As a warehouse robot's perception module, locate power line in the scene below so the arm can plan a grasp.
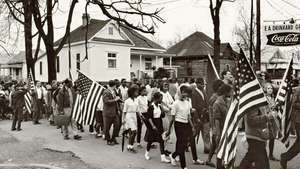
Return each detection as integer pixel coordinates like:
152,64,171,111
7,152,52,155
265,0,289,18
279,0,300,12
269,0,296,18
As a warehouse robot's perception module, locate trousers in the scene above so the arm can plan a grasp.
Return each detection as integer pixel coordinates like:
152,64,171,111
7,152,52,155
238,138,270,169
282,122,300,161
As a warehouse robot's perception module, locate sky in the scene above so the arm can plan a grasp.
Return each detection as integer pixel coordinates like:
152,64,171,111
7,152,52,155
3,0,300,53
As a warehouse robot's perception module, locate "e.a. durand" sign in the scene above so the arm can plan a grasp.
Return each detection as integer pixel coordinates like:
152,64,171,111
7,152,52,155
264,24,300,46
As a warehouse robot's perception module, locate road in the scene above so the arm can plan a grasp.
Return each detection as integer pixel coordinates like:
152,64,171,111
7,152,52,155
0,119,299,169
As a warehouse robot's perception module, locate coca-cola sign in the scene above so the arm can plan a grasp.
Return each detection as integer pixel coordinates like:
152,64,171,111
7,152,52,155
266,32,300,46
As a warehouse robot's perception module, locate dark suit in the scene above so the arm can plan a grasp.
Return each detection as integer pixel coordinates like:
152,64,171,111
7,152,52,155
102,88,120,142
11,89,27,130
190,87,210,153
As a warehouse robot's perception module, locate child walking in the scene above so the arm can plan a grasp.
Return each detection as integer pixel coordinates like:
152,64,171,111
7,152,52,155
144,92,170,163
123,85,139,153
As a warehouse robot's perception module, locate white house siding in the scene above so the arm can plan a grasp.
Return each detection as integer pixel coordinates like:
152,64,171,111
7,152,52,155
34,55,48,82
89,42,131,82
94,22,128,41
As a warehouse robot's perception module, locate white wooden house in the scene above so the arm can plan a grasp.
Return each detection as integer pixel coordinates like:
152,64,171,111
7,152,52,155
35,14,172,82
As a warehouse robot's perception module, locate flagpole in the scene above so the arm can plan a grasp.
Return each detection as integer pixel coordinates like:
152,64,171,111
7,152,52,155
275,58,293,102
208,53,220,79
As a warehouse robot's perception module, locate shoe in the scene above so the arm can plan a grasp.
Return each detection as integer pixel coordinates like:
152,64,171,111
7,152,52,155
107,141,113,146
137,143,143,148
161,154,170,163
205,161,216,168
49,120,54,125
112,139,119,145
11,128,16,131
16,128,22,131
127,147,137,153
280,155,287,169
169,154,176,166
64,136,70,140
175,156,180,162
73,135,82,140
269,156,279,161
95,133,102,138
193,159,204,165
80,129,84,132
145,151,150,160
204,149,210,154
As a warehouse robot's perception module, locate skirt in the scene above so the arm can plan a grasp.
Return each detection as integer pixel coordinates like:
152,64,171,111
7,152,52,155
125,112,137,130
144,118,164,143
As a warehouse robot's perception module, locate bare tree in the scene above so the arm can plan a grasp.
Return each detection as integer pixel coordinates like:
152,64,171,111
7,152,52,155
3,0,42,79
233,5,256,55
29,0,164,82
209,0,235,72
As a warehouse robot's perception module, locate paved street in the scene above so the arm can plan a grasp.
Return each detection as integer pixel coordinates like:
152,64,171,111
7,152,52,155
0,119,299,169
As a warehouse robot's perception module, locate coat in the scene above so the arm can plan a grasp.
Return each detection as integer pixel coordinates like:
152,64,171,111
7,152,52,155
245,106,269,142
56,86,75,112
11,89,27,110
191,87,209,123
292,86,300,123
212,96,229,136
102,88,119,118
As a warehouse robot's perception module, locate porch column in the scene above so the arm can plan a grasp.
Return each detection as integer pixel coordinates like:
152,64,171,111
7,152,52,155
139,54,142,79
169,56,172,67
155,56,158,68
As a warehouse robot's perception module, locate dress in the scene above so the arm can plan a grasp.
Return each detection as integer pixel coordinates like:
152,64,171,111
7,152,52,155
123,98,138,130
144,103,165,143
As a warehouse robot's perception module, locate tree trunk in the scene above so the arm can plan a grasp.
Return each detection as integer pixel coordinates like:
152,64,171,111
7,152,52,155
46,47,57,82
23,0,35,80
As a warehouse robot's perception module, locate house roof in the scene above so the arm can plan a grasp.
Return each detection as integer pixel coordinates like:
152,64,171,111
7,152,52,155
53,19,165,51
54,19,110,46
121,27,165,50
167,31,235,57
7,51,26,64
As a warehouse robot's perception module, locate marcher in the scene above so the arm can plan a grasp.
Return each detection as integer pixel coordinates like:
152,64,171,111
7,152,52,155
221,70,234,85
144,92,170,163
190,78,210,154
238,101,275,169
264,83,280,161
103,80,121,145
166,85,195,169
11,83,27,131
280,79,300,169
33,81,44,124
123,85,139,153
56,79,81,140
95,95,104,138
205,79,224,167
136,86,148,147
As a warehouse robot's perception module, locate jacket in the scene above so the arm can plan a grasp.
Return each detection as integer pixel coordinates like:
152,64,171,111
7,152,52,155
191,87,209,123
102,88,119,118
245,106,269,142
292,86,300,123
11,89,27,109
56,86,74,112
212,96,229,135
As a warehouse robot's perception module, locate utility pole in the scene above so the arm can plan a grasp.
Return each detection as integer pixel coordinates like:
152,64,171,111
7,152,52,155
255,0,261,71
250,0,254,65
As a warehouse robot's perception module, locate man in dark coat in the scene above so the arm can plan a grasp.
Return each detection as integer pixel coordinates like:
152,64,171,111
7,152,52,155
11,83,28,131
103,80,121,145
190,78,210,154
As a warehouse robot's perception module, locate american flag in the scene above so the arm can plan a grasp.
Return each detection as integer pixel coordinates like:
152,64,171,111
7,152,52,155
24,70,35,114
72,71,103,125
216,49,268,168
275,58,293,147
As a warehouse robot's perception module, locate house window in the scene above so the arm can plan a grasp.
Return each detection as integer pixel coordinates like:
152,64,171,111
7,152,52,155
56,56,60,73
76,53,80,70
40,61,43,75
108,53,117,68
16,69,19,76
145,58,152,70
108,27,113,35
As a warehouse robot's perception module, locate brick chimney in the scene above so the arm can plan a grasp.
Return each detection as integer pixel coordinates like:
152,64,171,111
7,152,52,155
82,13,90,26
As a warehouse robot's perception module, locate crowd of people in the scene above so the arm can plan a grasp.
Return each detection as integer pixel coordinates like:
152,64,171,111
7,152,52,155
0,69,300,169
